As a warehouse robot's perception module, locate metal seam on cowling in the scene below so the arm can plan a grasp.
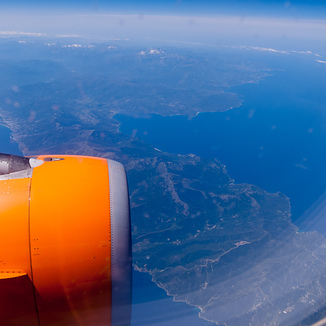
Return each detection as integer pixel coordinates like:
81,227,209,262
27,168,42,326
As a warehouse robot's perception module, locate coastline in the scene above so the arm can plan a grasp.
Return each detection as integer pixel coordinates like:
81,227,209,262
132,268,213,326
0,124,23,156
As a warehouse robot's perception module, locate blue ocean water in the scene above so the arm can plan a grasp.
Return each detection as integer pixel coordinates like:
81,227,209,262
119,54,326,324
117,55,326,224
0,125,23,156
132,270,212,326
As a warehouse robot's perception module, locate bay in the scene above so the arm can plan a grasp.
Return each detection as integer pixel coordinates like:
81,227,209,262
120,54,326,325
117,55,326,225
0,125,23,156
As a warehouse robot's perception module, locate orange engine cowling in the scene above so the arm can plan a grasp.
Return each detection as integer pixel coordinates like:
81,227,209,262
0,154,132,326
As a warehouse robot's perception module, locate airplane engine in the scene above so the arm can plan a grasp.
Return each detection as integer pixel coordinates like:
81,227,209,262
0,154,132,326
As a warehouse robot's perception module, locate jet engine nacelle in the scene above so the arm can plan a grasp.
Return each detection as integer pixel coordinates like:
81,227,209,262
0,154,132,326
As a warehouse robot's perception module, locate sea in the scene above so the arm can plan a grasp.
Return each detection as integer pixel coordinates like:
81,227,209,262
117,54,326,226
132,270,211,326
120,55,326,323
0,125,23,156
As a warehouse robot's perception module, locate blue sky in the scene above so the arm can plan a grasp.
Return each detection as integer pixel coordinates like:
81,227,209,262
2,0,326,17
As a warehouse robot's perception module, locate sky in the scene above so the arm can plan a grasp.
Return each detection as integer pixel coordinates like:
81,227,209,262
0,0,325,50
1,0,326,17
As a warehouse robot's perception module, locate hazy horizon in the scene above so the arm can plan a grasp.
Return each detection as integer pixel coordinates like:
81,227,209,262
0,1,325,52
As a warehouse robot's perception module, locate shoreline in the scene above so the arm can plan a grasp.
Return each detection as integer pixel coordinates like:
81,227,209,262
0,124,23,156
132,267,214,326
133,265,212,323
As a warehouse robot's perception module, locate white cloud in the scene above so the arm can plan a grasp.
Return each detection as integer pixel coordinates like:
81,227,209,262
240,45,289,54
292,50,313,55
62,44,82,48
62,44,95,49
316,60,326,64
56,34,81,38
292,50,323,57
152,39,216,47
138,49,164,56
0,31,43,37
